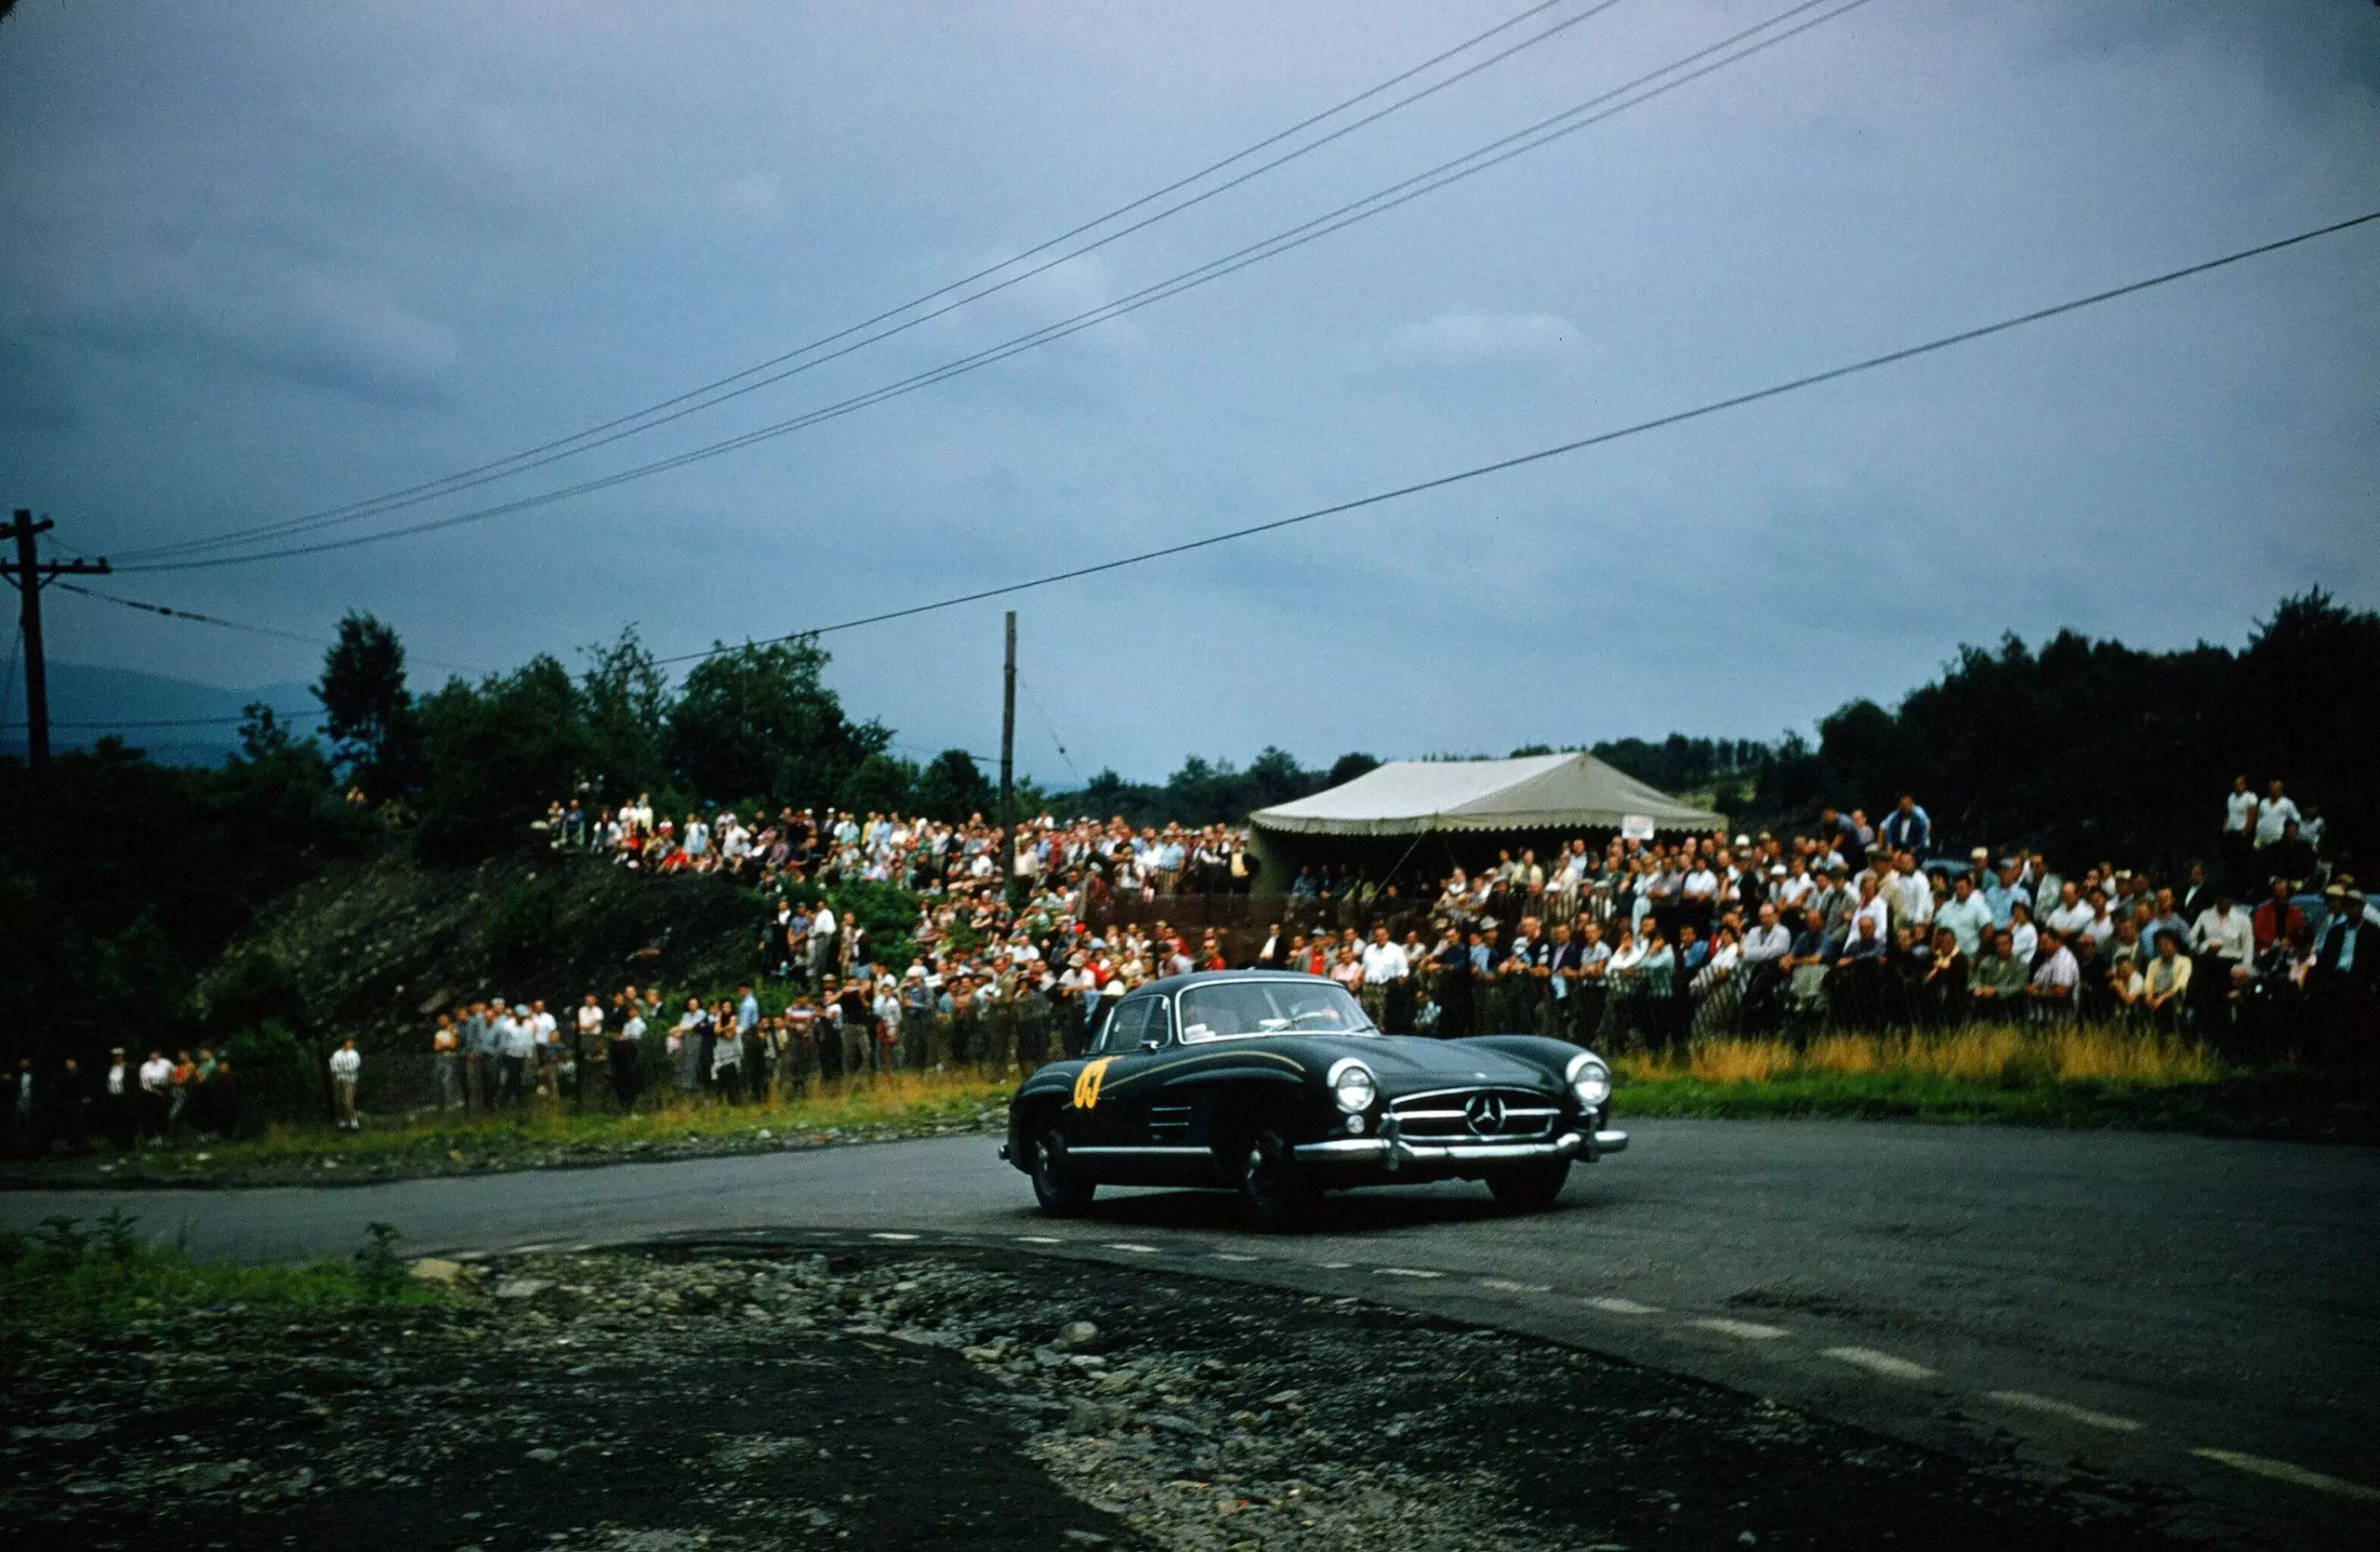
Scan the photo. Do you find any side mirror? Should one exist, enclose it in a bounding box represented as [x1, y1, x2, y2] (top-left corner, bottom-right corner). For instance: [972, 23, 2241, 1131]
[1141, 1039, 1164, 1052]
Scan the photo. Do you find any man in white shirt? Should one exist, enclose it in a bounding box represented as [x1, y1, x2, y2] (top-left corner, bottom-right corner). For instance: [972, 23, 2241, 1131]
[2191, 894, 2254, 1026]
[808, 905, 839, 984]
[496, 1005, 536, 1106]
[1895, 855, 1935, 928]
[2026, 930, 2080, 1022]
[328, 1039, 363, 1131]
[2045, 882, 2095, 939]
[1358, 927, 1408, 1028]
[1933, 873, 1993, 959]
[2224, 776, 2258, 838]
[2254, 780, 2300, 850]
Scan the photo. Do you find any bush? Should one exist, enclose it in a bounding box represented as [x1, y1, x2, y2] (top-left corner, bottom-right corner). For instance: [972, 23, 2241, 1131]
[223, 1019, 321, 1130]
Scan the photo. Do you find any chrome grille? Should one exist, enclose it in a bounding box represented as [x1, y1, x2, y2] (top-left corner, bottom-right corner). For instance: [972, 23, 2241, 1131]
[1388, 1087, 1558, 1141]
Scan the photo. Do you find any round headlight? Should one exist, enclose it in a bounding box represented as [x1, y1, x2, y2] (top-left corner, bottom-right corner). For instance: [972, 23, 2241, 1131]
[1567, 1053, 1612, 1108]
[1329, 1060, 1377, 1113]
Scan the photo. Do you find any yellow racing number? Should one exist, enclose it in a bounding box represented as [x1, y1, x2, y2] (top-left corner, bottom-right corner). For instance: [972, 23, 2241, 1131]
[1072, 1057, 1116, 1111]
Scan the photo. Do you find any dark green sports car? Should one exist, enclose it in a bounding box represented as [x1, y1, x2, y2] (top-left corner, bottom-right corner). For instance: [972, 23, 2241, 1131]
[1002, 970, 1626, 1228]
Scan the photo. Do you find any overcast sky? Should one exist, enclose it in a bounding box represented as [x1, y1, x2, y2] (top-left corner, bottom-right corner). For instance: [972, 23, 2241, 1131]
[3, 0, 2374, 782]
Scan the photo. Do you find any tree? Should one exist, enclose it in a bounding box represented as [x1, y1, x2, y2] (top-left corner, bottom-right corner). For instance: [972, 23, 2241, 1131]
[577, 625, 673, 806]
[313, 613, 417, 802]
[414, 655, 596, 857]
[915, 749, 994, 822]
[1323, 750, 1381, 789]
[666, 638, 889, 808]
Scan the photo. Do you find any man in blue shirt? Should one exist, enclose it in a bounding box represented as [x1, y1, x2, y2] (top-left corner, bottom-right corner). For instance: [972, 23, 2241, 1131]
[1981, 861, 2029, 928]
[1881, 794, 1932, 861]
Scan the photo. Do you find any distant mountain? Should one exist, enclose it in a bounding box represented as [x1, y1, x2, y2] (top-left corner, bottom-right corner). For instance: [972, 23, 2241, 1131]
[0, 660, 317, 766]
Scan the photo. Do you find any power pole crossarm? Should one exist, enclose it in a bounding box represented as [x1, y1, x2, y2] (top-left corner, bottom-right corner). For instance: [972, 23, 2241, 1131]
[3, 510, 114, 773]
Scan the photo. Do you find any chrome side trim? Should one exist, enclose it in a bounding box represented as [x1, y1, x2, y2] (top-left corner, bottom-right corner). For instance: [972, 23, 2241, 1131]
[1295, 1131, 1586, 1164]
[1064, 1145, 1215, 1157]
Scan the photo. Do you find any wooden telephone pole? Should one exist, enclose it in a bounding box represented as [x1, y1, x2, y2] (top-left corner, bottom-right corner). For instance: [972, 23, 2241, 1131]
[998, 610, 1017, 898]
[2, 510, 112, 772]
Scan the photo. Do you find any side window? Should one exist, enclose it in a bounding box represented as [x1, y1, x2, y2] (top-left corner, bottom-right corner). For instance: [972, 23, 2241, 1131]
[1141, 999, 1173, 1049]
[1101, 1000, 1150, 1054]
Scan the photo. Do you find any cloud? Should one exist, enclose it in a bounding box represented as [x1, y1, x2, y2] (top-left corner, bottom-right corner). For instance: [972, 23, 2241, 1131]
[721, 173, 787, 226]
[1387, 309, 1580, 364]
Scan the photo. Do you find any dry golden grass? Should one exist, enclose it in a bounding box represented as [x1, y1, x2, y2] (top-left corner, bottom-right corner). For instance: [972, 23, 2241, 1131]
[1615, 1023, 2215, 1089]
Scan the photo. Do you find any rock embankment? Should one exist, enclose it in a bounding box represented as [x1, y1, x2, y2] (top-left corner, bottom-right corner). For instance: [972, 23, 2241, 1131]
[231, 845, 769, 1056]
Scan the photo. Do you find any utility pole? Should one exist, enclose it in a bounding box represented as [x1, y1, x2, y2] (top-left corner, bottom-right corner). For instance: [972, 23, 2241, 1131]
[998, 609, 1017, 899]
[2, 511, 112, 773]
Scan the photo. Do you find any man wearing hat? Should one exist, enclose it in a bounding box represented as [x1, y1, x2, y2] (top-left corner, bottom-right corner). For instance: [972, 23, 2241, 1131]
[2310, 880, 2376, 1056]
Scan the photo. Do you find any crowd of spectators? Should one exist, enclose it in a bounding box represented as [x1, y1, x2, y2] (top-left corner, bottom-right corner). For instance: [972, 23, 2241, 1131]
[546, 797, 1258, 903]
[1365, 782, 2369, 1055]
[7, 778, 2367, 1156]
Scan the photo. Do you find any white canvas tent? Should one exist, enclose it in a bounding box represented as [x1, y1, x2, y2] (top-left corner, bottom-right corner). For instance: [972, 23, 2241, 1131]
[1250, 752, 1726, 839]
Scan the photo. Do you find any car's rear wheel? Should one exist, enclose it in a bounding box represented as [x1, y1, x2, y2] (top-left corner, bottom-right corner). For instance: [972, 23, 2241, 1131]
[1030, 1128, 1095, 1216]
[1236, 1123, 1320, 1231]
[1486, 1159, 1570, 1213]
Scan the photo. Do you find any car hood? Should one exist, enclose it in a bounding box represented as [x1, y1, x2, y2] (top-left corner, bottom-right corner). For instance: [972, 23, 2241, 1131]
[1233, 1033, 1558, 1094]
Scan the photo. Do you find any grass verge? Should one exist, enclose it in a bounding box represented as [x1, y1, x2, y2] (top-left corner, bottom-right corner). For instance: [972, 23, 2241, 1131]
[1610, 1025, 2380, 1145]
[0, 1213, 448, 1340]
[1, 1071, 1015, 1189]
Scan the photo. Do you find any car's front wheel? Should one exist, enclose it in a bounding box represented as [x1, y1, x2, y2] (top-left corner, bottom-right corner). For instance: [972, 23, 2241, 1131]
[1236, 1123, 1321, 1231]
[1486, 1158, 1570, 1213]
[1030, 1127, 1095, 1216]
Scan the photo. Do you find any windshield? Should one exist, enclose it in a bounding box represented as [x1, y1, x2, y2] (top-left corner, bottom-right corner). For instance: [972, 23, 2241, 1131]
[1178, 979, 1375, 1042]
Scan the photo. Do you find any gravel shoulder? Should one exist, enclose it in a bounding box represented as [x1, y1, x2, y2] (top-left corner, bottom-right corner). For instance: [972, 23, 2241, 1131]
[2, 1242, 2191, 1551]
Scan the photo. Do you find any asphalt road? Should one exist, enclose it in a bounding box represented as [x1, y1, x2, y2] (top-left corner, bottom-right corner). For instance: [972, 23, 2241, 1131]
[10, 1117, 2376, 1545]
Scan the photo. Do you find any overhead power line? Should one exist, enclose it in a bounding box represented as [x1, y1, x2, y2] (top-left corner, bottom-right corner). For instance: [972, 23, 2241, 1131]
[642, 207, 2380, 658]
[123, 0, 1869, 574]
[53, 581, 479, 675]
[1017, 671, 1086, 783]
[115, 0, 1616, 564]
[3, 708, 327, 732]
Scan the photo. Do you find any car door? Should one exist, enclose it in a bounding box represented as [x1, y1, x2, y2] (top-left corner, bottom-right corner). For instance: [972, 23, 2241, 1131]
[1066, 996, 1148, 1153]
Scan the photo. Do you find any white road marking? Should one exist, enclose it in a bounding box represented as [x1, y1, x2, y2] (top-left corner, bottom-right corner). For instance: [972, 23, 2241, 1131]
[511, 1242, 555, 1254]
[1983, 1391, 2142, 1433]
[1210, 1253, 1262, 1262]
[1104, 1242, 1161, 1254]
[1821, 1346, 1937, 1382]
[867, 1232, 919, 1241]
[2192, 1449, 2380, 1501]
[1376, 1267, 1446, 1280]
[1014, 1236, 1063, 1245]
[1479, 1279, 1553, 1293]
[1585, 1296, 1661, 1316]
[1688, 1318, 1790, 1341]
[1319, 1261, 1355, 1269]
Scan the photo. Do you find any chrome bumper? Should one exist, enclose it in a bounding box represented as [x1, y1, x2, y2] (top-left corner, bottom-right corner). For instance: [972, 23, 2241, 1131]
[1296, 1127, 1628, 1167]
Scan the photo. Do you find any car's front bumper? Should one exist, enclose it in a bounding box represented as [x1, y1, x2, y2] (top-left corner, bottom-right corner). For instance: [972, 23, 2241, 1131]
[1295, 1126, 1628, 1172]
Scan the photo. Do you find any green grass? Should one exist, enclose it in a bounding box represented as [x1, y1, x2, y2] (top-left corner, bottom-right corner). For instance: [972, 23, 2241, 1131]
[0, 1213, 449, 1340]
[1611, 1051, 2380, 1147]
[7, 1071, 1015, 1187]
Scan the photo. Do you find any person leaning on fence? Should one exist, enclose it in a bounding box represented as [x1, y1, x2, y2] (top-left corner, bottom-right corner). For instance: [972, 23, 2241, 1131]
[1967, 929, 2026, 1017]
[610, 1000, 644, 1112]
[1920, 925, 1969, 1028]
[432, 1014, 461, 1109]
[329, 1038, 362, 1131]
[2026, 929, 2082, 1024]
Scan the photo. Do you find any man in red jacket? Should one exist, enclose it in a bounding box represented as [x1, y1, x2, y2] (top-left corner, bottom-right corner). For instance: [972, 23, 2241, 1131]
[2252, 876, 2307, 956]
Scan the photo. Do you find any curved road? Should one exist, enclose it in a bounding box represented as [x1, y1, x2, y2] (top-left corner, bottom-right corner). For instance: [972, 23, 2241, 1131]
[9, 1118, 2376, 1544]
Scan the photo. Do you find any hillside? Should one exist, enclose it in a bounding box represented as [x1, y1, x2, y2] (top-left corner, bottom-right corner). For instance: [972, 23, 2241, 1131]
[0, 659, 314, 766]
[232, 847, 771, 1056]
